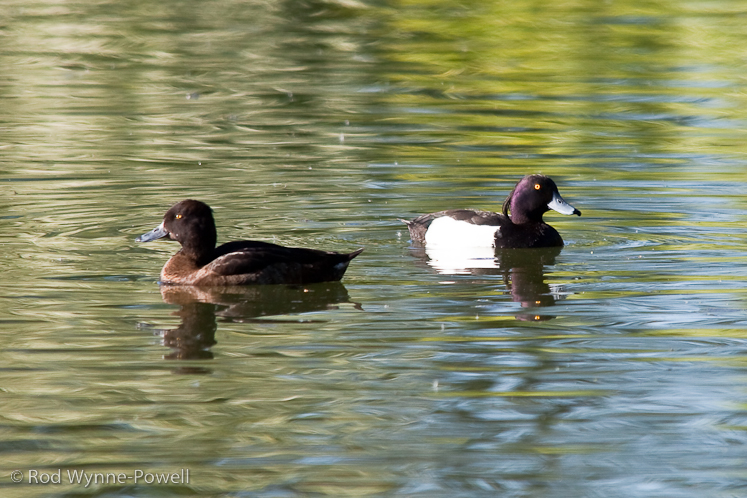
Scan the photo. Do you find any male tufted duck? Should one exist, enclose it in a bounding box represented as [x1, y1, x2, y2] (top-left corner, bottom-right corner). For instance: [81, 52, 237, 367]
[404, 174, 580, 249]
[136, 200, 363, 285]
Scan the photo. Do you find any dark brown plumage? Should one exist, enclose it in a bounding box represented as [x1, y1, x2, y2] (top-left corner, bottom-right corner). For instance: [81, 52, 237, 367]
[137, 200, 362, 285]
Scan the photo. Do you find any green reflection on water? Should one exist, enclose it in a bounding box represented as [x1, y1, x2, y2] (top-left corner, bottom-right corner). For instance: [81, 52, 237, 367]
[2, 0, 747, 497]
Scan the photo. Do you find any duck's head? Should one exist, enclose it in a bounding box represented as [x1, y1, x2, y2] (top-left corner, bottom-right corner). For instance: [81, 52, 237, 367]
[136, 200, 217, 261]
[502, 174, 580, 224]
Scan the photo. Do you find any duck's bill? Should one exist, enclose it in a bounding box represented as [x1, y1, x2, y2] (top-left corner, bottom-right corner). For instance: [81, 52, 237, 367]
[136, 222, 169, 242]
[548, 191, 581, 216]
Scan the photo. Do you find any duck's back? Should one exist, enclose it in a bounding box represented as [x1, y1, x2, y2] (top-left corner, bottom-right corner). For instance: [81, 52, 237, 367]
[205, 241, 363, 285]
[405, 209, 507, 244]
[404, 209, 565, 249]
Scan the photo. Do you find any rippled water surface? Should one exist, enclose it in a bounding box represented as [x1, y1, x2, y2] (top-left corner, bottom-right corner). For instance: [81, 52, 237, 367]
[3, 1, 747, 497]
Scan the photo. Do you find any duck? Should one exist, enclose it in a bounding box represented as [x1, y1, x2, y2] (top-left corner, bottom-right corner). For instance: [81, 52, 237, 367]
[403, 174, 580, 249]
[136, 200, 363, 285]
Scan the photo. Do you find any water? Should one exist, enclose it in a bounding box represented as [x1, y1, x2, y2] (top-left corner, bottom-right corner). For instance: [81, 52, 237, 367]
[2, 0, 747, 496]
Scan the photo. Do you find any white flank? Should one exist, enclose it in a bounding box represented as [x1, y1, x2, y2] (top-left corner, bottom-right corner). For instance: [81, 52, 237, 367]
[424, 217, 499, 248]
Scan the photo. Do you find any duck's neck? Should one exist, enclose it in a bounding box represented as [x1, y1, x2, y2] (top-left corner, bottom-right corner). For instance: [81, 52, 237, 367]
[510, 210, 544, 225]
[177, 223, 216, 265]
[180, 246, 213, 266]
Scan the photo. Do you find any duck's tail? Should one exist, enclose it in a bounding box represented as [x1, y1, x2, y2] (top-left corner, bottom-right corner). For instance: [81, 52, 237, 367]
[346, 248, 364, 260]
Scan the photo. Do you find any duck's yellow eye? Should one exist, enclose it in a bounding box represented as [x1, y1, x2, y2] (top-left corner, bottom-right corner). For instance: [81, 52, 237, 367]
[175, 214, 182, 220]
[534, 184, 541, 190]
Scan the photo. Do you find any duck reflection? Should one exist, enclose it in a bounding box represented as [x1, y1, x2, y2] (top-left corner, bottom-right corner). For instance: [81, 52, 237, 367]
[496, 248, 562, 321]
[153, 283, 353, 364]
[413, 245, 564, 320]
[160, 300, 217, 362]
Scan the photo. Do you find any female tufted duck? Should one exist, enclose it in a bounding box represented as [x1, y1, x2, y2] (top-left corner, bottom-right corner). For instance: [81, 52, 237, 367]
[404, 175, 580, 249]
[136, 200, 363, 285]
